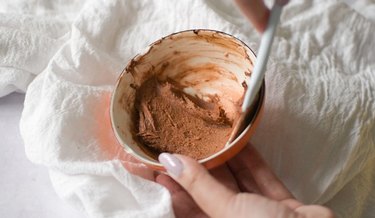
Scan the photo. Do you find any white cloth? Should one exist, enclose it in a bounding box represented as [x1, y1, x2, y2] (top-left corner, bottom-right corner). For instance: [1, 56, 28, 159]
[0, 0, 85, 97]
[0, 0, 374, 217]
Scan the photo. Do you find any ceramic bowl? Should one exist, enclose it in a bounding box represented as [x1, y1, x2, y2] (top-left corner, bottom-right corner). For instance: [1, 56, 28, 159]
[110, 29, 265, 170]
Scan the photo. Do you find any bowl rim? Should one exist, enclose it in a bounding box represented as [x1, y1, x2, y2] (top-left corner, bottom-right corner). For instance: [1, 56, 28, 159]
[110, 28, 261, 168]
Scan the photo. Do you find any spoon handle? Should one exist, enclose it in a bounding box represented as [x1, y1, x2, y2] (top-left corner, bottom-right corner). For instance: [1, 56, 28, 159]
[241, 2, 284, 112]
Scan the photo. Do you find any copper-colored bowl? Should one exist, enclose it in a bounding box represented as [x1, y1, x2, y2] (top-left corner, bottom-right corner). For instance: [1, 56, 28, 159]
[110, 29, 265, 171]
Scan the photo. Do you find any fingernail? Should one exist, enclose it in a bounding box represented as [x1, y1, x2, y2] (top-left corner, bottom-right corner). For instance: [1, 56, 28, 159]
[158, 153, 183, 177]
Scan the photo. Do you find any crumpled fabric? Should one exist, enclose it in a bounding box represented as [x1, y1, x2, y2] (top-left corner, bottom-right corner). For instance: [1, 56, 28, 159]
[0, 0, 372, 217]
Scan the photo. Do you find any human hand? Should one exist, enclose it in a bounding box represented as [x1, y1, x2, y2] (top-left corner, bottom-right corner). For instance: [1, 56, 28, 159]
[156, 144, 335, 218]
[233, 0, 289, 33]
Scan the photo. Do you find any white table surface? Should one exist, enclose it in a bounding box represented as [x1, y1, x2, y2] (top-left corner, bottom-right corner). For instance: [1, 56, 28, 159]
[0, 93, 85, 218]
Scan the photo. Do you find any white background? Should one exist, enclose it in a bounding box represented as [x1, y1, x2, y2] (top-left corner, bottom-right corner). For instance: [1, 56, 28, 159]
[0, 93, 84, 218]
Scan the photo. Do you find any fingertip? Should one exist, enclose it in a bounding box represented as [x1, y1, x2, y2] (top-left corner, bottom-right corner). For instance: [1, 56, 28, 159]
[234, 0, 270, 33]
[158, 153, 184, 178]
[158, 153, 204, 182]
[258, 10, 270, 33]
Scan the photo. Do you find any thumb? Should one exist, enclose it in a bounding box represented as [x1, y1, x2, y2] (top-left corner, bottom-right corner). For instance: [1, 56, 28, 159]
[159, 153, 236, 218]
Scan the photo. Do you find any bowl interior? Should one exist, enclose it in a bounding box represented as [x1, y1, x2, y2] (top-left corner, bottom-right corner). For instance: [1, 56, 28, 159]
[111, 30, 256, 166]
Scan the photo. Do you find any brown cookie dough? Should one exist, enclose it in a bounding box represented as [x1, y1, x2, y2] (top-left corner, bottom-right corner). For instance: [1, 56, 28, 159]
[134, 77, 236, 160]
